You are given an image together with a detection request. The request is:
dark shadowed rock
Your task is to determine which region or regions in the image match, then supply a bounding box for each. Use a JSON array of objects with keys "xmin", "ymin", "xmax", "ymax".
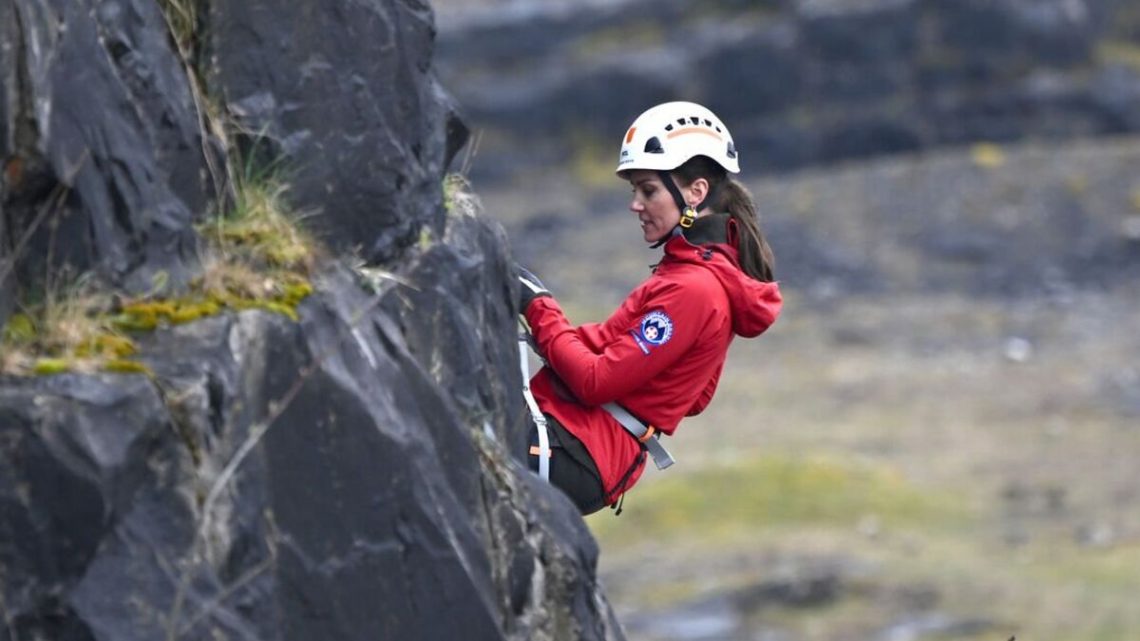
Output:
[
  {"xmin": 0, "ymin": 262, "xmax": 623, "ymax": 640},
  {"xmin": 0, "ymin": 0, "xmax": 622, "ymax": 639}
]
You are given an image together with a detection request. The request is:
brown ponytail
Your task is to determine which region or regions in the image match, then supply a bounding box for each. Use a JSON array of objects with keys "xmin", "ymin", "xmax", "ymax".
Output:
[{"xmin": 673, "ymin": 157, "xmax": 776, "ymax": 282}]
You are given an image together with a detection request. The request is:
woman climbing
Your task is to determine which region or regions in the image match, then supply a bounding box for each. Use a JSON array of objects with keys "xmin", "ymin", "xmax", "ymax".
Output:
[{"xmin": 517, "ymin": 101, "xmax": 783, "ymax": 515}]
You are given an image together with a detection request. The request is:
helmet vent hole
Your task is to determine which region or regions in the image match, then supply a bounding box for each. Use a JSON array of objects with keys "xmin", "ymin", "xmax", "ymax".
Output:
[
  {"xmin": 689, "ymin": 116, "xmax": 699, "ymax": 125},
  {"xmin": 726, "ymin": 141, "xmax": 737, "ymax": 159},
  {"xmin": 704, "ymin": 119, "xmax": 713, "ymax": 127},
  {"xmin": 644, "ymin": 137, "xmax": 665, "ymax": 154},
  {"xmin": 664, "ymin": 124, "xmax": 674, "ymax": 132}
]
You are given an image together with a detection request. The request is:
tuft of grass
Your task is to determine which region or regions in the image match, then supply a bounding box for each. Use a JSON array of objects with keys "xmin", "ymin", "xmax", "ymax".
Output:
[
  {"xmin": 589, "ymin": 453, "xmax": 975, "ymax": 546},
  {"xmin": 200, "ymin": 178, "xmax": 317, "ymax": 273},
  {"xmin": 157, "ymin": 0, "xmax": 199, "ymax": 55},
  {"xmin": 187, "ymin": 168, "xmax": 318, "ymax": 322},
  {"xmin": 2, "ymin": 172, "xmax": 317, "ymax": 377},
  {"xmin": 0, "ymin": 277, "xmax": 143, "ymax": 376}
]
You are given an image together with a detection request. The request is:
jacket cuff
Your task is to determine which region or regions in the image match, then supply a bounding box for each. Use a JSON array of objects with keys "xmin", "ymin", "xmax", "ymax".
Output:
[{"xmin": 523, "ymin": 293, "xmax": 558, "ymax": 326}]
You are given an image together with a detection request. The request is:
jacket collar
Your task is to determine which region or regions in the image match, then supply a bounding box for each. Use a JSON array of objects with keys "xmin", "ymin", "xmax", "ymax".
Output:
[{"xmin": 679, "ymin": 213, "xmax": 730, "ymax": 246}]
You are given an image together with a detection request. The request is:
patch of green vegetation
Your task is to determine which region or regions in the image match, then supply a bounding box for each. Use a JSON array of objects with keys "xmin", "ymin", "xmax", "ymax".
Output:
[
  {"xmin": 0, "ymin": 275, "xmax": 143, "ymax": 376},
  {"xmin": 32, "ymin": 358, "xmax": 72, "ymax": 376},
  {"xmin": 185, "ymin": 161, "xmax": 318, "ymax": 323},
  {"xmin": 2, "ymin": 168, "xmax": 317, "ymax": 377},
  {"xmin": 199, "ymin": 173, "xmax": 317, "ymax": 270},
  {"xmin": 590, "ymin": 453, "xmax": 975, "ymax": 545},
  {"xmin": 1095, "ymin": 40, "xmax": 1140, "ymax": 73}
]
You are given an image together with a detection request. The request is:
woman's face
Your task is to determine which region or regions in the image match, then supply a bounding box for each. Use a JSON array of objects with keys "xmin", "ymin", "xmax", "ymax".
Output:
[{"xmin": 627, "ymin": 170, "xmax": 681, "ymax": 243}]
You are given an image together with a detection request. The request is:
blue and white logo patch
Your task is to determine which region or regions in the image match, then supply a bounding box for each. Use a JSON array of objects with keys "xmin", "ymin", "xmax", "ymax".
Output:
[{"xmin": 638, "ymin": 311, "xmax": 674, "ymax": 348}]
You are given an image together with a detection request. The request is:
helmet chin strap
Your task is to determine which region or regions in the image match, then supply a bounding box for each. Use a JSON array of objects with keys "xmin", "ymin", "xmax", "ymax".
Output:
[{"xmin": 654, "ymin": 170, "xmax": 720, "ymax": 245}]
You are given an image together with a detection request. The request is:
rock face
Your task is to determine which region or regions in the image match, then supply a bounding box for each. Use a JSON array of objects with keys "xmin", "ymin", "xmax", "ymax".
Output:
[
  {"xmin": 1, "ymin": 0, "xmax": 211, "ymax": 302},
  {"xmin": 0, "ymin": 1, "xmax": 622, "ymax": 640},
  {"xmin": 206, "ymin": 0, "xmax": 469, "ymax": 264},
  {"xmin": 434, "ymin": 0, "xmax": 1140, "ymax": 182}
]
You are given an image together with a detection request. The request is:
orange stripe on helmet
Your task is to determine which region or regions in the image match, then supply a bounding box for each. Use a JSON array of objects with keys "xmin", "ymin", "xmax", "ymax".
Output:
[
  {"xmin": 625, "ymin": 126, "xmax": 637, "ymax": 143},
  {"xmin": 666, "ymin": 127, "xmax": 723, "ymax": 140}
]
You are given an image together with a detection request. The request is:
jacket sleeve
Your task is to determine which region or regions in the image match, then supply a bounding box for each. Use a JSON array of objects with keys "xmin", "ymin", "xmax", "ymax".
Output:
[{"xmin": 523, "ymin": 279, "xmax": 707, "ymax": 405}]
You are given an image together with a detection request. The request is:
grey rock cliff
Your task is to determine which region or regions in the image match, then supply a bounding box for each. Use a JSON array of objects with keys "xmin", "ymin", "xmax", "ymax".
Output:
[{"xmin": 0, "ymin": 1, "xmax": 622, "ymax": 639}]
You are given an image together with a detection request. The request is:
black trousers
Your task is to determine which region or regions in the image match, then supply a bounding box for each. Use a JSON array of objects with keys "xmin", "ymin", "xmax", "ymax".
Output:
[{"xmin": 527, "ymin": 414, "xmax": 608, "ymax": 515}]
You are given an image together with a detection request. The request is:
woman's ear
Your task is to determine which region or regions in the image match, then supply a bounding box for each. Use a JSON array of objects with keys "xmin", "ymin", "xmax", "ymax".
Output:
[{"xmin": 685, "ymin": 177, "xmax": 710, "ymax": 208}]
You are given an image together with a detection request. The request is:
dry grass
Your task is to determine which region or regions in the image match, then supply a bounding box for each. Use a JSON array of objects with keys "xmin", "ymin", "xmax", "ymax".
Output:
[
  {"xmin": 1, "ymin": 173, "xmax": 318, "ymax": 376},
  {"xmin": 195, "ymin": 177, "xmax": 318, "ymax": 301},
  {"xmin": 0, "ymin": 276, "xmax": 137, "ymax": 375}
]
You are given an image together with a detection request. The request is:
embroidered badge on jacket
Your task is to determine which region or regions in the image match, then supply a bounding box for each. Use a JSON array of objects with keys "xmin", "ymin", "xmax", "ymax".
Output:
[{"xmin": 638, "ymin": 311, "xmax": 674, "ymax": 350}]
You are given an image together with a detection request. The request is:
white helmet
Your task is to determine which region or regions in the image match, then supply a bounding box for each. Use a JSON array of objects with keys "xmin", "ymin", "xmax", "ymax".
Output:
[{"xmin": 615, "ymin": 101, "xmax": 740, "ymax": 176}]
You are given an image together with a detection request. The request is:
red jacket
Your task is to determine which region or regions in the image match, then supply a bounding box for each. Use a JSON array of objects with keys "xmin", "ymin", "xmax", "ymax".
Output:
[{"xmin": 524, "ymin": 214, "xmax": 782, "ymax": 502}]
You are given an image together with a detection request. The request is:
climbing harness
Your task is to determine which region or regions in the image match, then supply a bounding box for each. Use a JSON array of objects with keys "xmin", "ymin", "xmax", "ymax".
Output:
[
  {"xmin": 519, "ymin": 333, "xmax": 676, "ymax": 486},
  {"xmin": 602, "ymin": 403, "xmax": 675, "ymax": 470},
  {"xmin": 519, "ymin": 334, "xmax": 551, "ymax": 481}
]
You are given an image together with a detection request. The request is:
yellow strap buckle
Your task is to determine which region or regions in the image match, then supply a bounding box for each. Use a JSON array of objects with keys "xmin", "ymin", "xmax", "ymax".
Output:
[{"xmin": 679, "ymin": 207, "xmax": 696, "ymax": 229}]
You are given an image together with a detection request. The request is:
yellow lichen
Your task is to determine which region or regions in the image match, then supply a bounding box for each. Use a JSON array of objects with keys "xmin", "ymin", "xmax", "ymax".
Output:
[
  {"xmin": 3, "ymin": 154, "xmax": 319, "ymax": 378},
  {"xmin": 74, "ymin": 333, "xmax": 136, "ymax": 359},
  {"xmin": 32, "ymin": 358, "xmax": 72, "ymax": 375},
  {"xmin": 101, "ymin": 359, "xmax": 153, "ymax": 376}
]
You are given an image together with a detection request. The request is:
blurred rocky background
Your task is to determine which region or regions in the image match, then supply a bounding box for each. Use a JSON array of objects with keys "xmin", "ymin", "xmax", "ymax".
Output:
[{"xmin": 432, "ymin": 1, "xmax": 1140, "ymax": 640}]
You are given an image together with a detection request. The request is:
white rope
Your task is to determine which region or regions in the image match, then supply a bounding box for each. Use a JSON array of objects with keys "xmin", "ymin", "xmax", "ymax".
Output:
[{"xmin": 519, "ymin": 336, "xmax": 550, "ymax": 481}]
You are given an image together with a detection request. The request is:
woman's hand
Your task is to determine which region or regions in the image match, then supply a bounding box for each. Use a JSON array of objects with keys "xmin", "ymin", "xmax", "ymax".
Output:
[{"xmin": 514, "ymin": 263, "xmax": 552, "ymax": 313}]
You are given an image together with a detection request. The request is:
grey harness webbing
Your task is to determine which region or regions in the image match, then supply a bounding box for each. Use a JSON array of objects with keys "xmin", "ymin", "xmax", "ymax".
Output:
[
  {"xmin": 519, "ymin": 336, "xmax": 550, "ymax": 481},
  {"xmin": 602, "ymin": 403, "xmax": 676, "ymax": 470}
]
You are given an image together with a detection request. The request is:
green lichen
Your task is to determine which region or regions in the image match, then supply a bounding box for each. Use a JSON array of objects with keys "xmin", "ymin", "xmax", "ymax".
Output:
[
  {"xmin": 74, "ymin": 333, "xmax": 137, "ymax": 359},
  {"xmin": 32, "ymin": 358, "xmax": 72, "ymax": 376},
  {"xmin": 2, "ymin": 144, "xmax": 319, "ymax": 378},
  {"xmin": 111, "ymin": 299, "xmax": 231, "ymax": 331},
  {"xmin": 101, "ymin": 359, "xmax": 153, "ymax": 376}
]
